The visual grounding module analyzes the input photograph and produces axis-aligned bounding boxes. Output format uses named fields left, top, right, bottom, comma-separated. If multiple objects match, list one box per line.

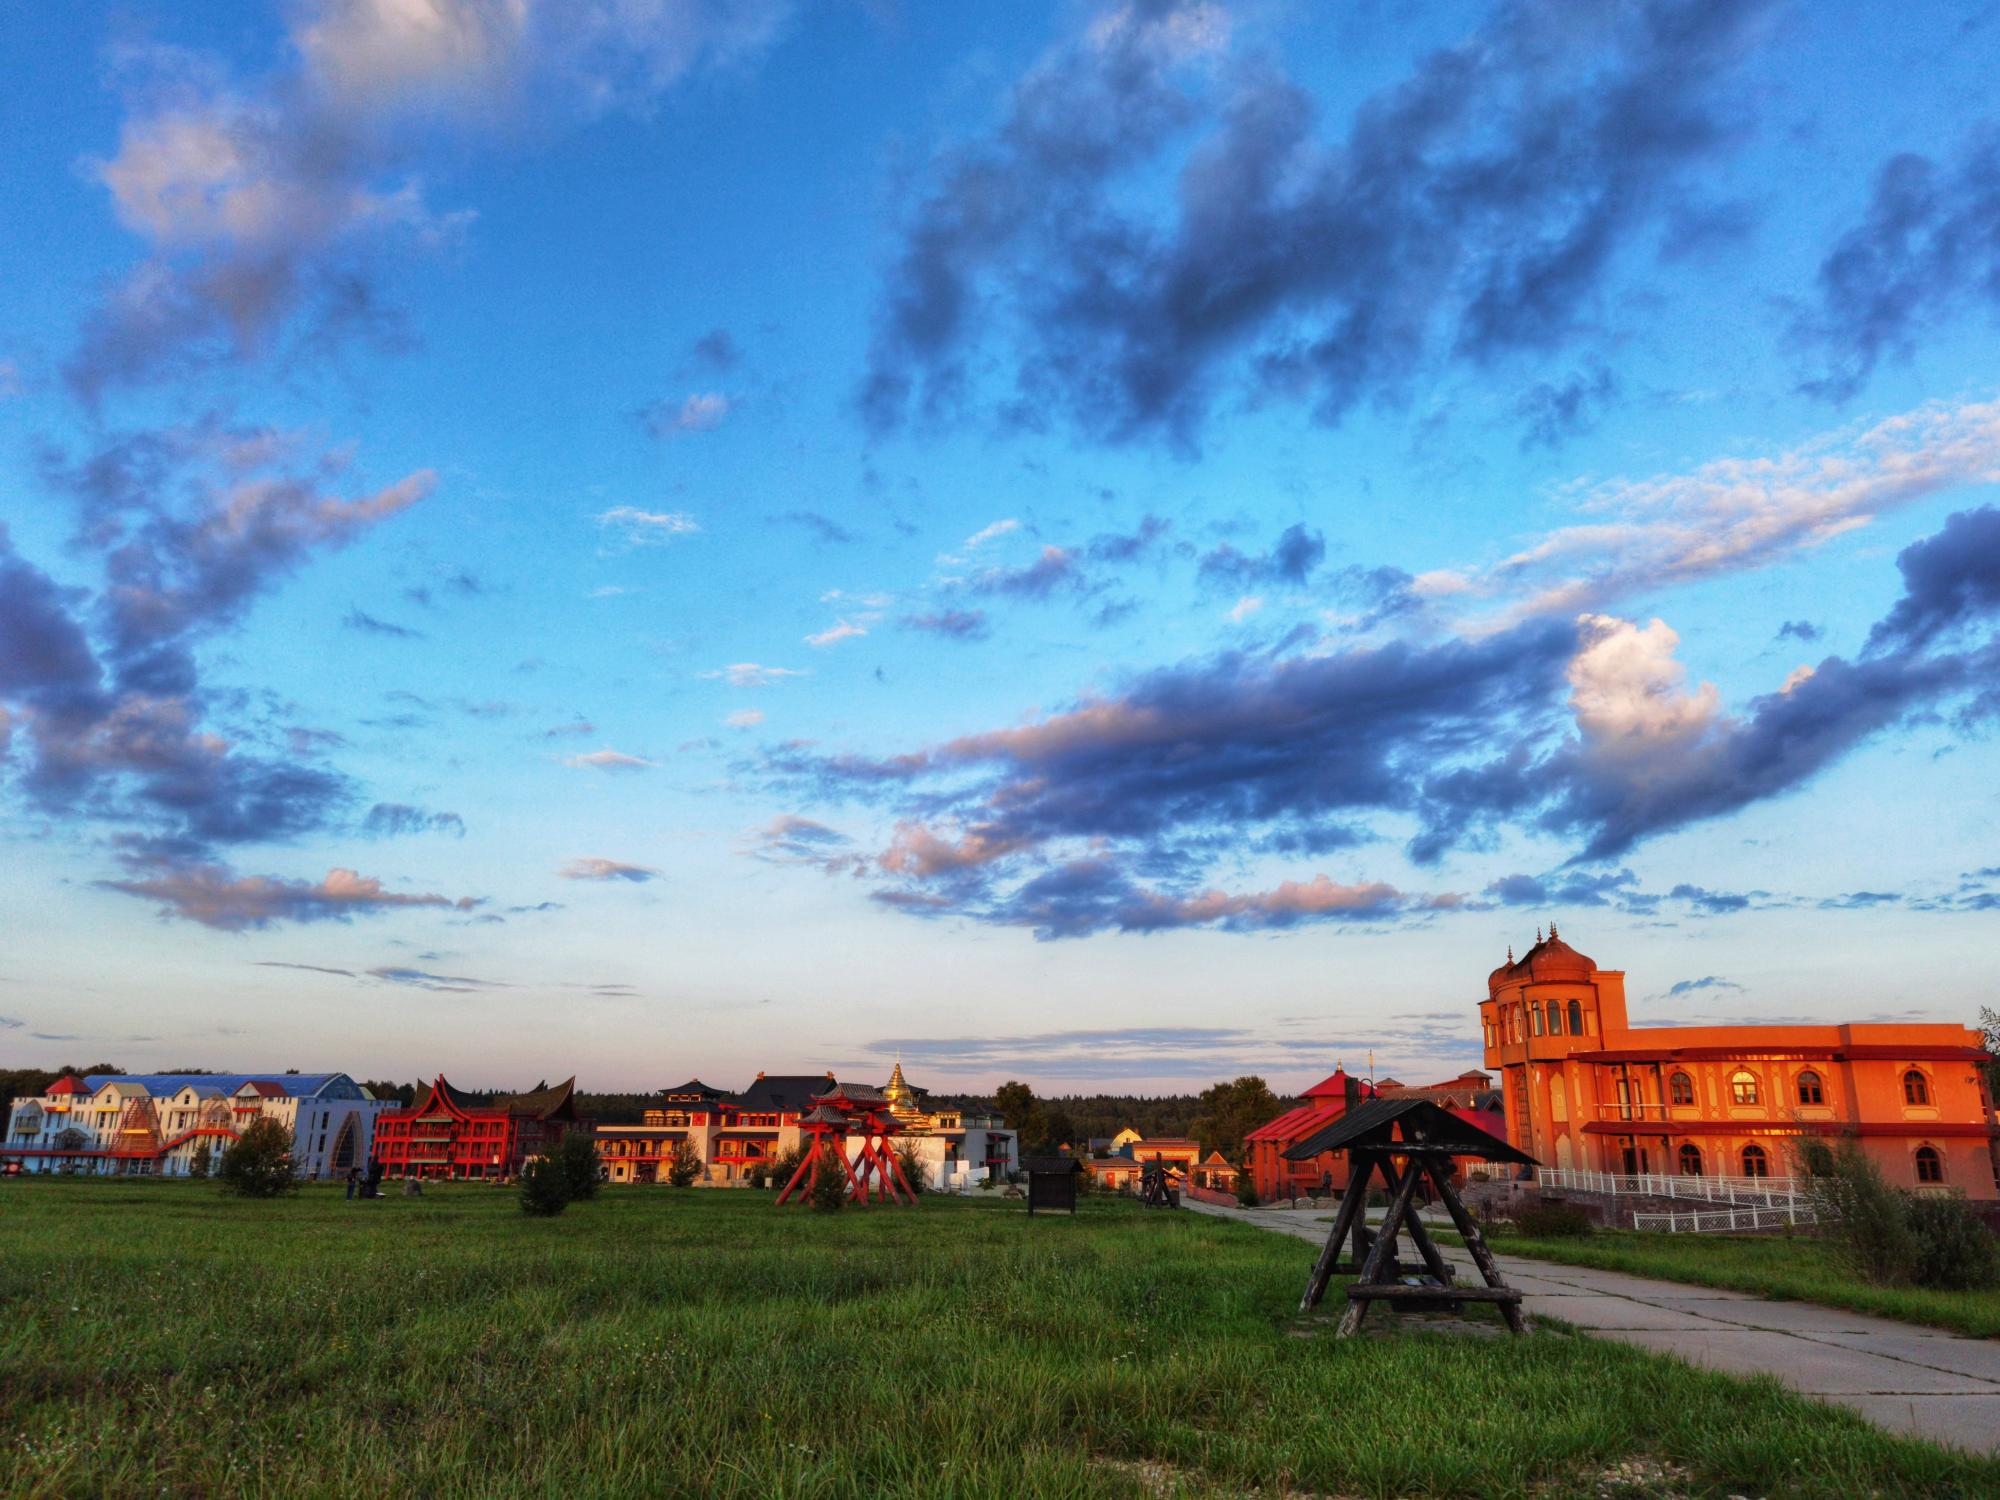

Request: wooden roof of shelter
left=1282, top=1096, right=1535, bottom=1165
left=798, top=1104, right=850, bottom=1127
left=1023, top=1155, right=1083, bottom=1174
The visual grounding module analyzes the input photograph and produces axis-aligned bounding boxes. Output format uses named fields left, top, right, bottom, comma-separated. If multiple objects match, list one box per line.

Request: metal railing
left=1630, top=1204, right=1823, bottom=1234
left=1536, top=1166, right=1808, bottom=1208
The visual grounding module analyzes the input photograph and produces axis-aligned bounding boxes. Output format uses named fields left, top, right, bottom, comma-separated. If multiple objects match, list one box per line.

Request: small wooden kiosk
left=1023, top=1155, right=1082, bottom=1215
left=1283, top=1096, right=1534, bottom=1336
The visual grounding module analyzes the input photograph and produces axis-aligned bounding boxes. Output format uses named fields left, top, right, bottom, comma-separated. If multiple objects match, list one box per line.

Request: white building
left=1, top=1072, right=392, bottom=1180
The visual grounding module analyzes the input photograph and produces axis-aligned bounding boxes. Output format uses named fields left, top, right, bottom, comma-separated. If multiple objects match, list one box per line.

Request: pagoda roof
left=816, top=1082, right=889, bottom=1106
left=496, top=1077, right=578, bottom=1119
left=734, top=1074, right=838, bottom=1113
left=798, top=1104, right=850, bottom=1126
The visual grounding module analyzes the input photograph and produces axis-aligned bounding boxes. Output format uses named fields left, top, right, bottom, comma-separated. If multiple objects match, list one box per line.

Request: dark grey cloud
left=1664, top=975, right=1742, bottom=997
left=1866, top=505, right=2000, bottom=654
left=861, top=0, right=1777, bottom=449
left=773, top=501, right=2000, bottom=936
left=366, top=965, right=501, bottom=993
left=900, top=608, right=988, bottom=640
left=691, top=327, right=740, bottom=371
left=100, top=849, right=478, bottom=930
left=771, top=511, right=856, bottom=544
left=1086, top=514, right=1171, bottom=563
left=1516, top=365, right=1619, bottom=449
left=0, top=423, right=433, bottom=856
left=1197, top=523, right=1324, bottom=589
left=1777, top=619, right=1822, bottom=643
left=966, top=546, right=1084, bottom=600
left=1797, top=127, right=2000, bottom=401
left=344, top=607, right=425, bottom=639
left=362, top=802, right=466, bottom=838
left=254, top=960, right=358, bottom=977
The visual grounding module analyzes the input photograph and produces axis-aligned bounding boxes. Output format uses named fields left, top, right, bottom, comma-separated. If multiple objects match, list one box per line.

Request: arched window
left=1730, top=1071, right=1761, bottom=1106
left=1549, top=1075, right=1568, bottom=1123
left=1741, top=1143, right=1769, bottom=1178
left=1532, top=1005, right=1544, bottom=1036
left=1903, top=1069, right=1930, bottom=1106
left=1669, top=1071, right=1695, bottom=1106
left=1568, top=1000, right=1584, bottom=1035
left=1796, top=1070, right=1825, bottom=1107
left=1915, top=1146, right=1944, bottom=1184
left=1678, top=1143, right=1703, bottom=1176
left=1547, top=1001, right=1563, bottom=1035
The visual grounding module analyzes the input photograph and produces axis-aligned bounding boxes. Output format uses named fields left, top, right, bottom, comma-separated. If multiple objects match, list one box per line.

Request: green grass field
left=1490, top=1228, right=2000, bottom=1340
left=4, top=1181, right=1998, bottom=1499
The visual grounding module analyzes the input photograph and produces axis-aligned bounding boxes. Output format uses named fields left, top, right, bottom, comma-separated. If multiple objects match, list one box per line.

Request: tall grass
left=1493, top=1227, right=2000, bottom=1339
left=3, top=1180, right=1995, bottom=1498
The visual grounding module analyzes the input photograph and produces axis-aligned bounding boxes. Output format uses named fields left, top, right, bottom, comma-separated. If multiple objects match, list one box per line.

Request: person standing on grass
left=345, top=1165, right=359, bottom=1201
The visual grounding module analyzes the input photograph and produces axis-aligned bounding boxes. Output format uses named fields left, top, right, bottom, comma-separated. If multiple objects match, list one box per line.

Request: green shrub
left=518, top=1153, right=572, bottom=1216
left=217, top=1118, right=299, bottom=1198
left=808, top=1148, right=848, bottom=1213
left=666, top=1139, right=702, bottom=1188
left=1234, top=1174, right=1258, bottom=1207
left=553, top=1133, right=601, bottom=1202
left=1800, top=1138, right=1918, bottom=1285
left=1517, top=1200, right=1594, bottom=1237
left=187, top=1141, right=212, bottom=1181
left=895, top=1142, right=926, bottom=1196
left=1906, top=1194, right=2000, bottom=1291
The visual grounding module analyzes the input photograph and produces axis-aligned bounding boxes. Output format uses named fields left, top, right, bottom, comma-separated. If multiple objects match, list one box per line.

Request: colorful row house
left=0, top=1072, right=389, bottom=1178
left=1482, top=928, right=2000, bottom=1196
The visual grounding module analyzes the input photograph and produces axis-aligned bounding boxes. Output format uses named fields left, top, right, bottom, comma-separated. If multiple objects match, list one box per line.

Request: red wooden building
left=1245, top=1068, right=1371, bottom=1202
left=371, top=1076, right=586, bottom=1180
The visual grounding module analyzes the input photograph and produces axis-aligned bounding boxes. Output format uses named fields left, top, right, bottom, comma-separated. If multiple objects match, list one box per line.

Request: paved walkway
left=1185, top=1199, right=2000, bottom=1454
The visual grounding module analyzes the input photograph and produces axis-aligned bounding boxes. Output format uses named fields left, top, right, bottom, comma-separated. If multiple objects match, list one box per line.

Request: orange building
left=1244, top=1069, right=1370, bottom=1201
left=1480, top=928, right=2000, bottom=1197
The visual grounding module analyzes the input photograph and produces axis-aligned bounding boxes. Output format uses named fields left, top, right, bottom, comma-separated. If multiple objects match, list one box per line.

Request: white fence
left=1536, top=1166, right=1809, bottom=1209
left=1630, top=1204, right=1823, bottom=1234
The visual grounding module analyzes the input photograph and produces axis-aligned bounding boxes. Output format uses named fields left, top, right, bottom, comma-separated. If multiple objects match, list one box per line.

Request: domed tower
left=1479, top=925, right=1628, bottom=1169
left=883, top=1058, right=925, bottom=1126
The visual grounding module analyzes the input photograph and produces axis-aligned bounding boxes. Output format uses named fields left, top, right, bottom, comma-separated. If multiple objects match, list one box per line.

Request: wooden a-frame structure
left=773, top=1083, right=918, bottom=1207
left=1283, top=1096, right=1535, bottom=1336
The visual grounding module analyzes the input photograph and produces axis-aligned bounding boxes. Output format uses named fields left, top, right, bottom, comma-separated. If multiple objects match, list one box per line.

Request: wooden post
left=1300, top=1152, right=1374, bottom=1312
left=1335, top=1154, right=1422, bottom=1337
left=1424, top=1155, right=1525, bottom=1334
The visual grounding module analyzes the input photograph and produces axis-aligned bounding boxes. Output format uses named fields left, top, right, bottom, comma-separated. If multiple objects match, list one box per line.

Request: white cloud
left=725, top=709, right=765, bottom=728
left=1460, top=396, right=2000, bottom=623
left=647, top=391, right=731, bottom=436
left=596, top=506, right=699, bottom=545
left=1568, top=614, right=1720, bottom=753
left=558, top=857, right=660, bottom=882
left=805, top=619, right=868, bottom=648
left=563, top=747, right=654, bottom=771
left=703, top=663, right=805, bottom=687
left=964, top=518, right=1022, bottom=549
left=1227, top=595, right=1263, bottom=623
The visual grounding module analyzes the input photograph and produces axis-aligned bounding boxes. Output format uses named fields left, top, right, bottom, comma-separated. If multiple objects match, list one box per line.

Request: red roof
left=1244, top=1102, right=1342, bottom=1144
left=1300, top=1070, right=1349, bottom=1101
left=46, top=1076, right=89, bottom=1095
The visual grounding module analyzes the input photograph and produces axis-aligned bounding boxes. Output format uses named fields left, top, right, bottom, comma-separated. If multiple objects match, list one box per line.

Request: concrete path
left=1184, top=1199, right=2000, bottom=1455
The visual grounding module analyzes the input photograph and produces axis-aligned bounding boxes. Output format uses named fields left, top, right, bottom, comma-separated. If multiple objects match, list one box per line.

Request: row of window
left=1672, top=1067, right=1932, bottom=1109
left=1677, top=1141, right=1945, bottom=1183
left=1485, top=999, right=1588, bottom=1046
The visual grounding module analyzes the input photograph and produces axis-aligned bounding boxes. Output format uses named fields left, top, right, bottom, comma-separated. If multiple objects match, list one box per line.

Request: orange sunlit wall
left=1480, top=929, right=2000, bottom=1197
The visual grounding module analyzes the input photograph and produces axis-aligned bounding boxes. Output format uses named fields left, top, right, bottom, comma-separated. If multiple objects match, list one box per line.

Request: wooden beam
left=1299, top=1152, right=1373, bottom=1313
left=1343, top=1284, right=1521, bottom=1304
left=1335, top=1156, right=1422, bottom=1338
left=1422, top=1155, right=1526, bottom=1335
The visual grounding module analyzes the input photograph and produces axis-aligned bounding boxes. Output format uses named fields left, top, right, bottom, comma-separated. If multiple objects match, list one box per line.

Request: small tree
left=1798, top=1136, right=1918, bottom=1284
left=555, top=1132, right=601, bottom=1202
left=188, top=1141, right=213, bottom=1180
left=895, top=1141, right=926, bottom=1196
left=809, top=1148, right=848, bottom=1212
left=218, top=1118, right=299, bottom=1198
left=1234, top=1170, right=1258, bottom=1208
left=1906, top=1194, right=2000, bottom=1291
left=519, top=1152, right=572, bottom=1216
left=769, top=1143, right=804, bottom=1191
left=666, top=1139, right=702, bottom=1187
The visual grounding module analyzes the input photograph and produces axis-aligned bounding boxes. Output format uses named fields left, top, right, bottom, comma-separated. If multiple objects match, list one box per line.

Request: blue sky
left=3, top=1, right=1999, bottom=1096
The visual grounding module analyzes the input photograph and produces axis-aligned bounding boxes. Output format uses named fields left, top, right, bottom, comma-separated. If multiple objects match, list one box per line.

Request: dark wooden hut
left=1283, top=1096, right=1536, bottom=1335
